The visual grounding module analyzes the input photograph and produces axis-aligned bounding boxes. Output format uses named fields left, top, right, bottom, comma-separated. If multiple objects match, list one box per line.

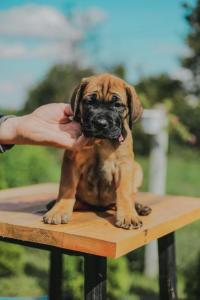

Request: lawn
left=138, top=147, right=200, bottom=197
left=0, top=147, right=199, bottom=299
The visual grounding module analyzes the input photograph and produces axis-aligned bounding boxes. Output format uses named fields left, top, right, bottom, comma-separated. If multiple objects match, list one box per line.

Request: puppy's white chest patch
left=101, top=159, right=119, bottom=185
left=86, top=158, right=118, bottom=186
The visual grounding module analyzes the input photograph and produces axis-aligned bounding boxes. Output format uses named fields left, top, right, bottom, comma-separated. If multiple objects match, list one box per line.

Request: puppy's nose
left=94, top=119, right=108, bottom=129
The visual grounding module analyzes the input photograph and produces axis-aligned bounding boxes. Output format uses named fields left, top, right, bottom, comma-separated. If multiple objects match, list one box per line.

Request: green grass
left=137, top=147, right=200, bottom=196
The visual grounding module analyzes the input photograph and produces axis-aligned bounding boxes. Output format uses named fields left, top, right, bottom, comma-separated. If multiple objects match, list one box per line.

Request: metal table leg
left=49, top=249, right=63, bottom=300
left=84, top=254, right=107, bottom=300
left=158, top=232, right=178, bottom=300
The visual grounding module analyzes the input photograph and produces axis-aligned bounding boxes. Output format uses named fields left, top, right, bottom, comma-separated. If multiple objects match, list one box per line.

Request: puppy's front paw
left=43, top=199, right=74, bottom=225
left=43, top=209, right=71, bottom=225
left=115, top=214, right=143, bottom=230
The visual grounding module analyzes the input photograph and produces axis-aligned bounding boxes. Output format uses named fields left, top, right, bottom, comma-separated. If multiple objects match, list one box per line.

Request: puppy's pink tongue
left=118, top=134, right=124, bottom=143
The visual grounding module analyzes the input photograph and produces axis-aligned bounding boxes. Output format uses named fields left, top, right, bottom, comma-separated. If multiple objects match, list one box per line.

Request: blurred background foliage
left=0, top=0, right=200, bottom=299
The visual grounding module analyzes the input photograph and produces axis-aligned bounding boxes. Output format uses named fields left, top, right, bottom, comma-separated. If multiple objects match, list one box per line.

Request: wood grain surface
left=0, top=183, right=199, bottom=258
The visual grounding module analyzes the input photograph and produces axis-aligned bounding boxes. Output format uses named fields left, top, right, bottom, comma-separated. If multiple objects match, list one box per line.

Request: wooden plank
left=0, top=183, right=199, bottom=258
left=0, top=183, right=58, bottom=202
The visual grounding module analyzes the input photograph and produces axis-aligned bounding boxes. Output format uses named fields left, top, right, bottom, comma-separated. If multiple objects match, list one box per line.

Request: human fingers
left=64, top=103, right=74, bottom=117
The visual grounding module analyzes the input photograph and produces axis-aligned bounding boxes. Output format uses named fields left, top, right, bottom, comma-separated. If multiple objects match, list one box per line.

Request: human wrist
left=0, top=116, right=22, bottom=144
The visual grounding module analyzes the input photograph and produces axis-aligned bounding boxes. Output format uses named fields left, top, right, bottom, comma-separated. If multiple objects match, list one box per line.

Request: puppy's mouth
left=82, top=126, right=125, bottom=143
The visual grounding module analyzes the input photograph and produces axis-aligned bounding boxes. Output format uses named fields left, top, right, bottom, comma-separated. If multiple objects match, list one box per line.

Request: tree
left=135, top=73, right=186, bottom=106
left=182, top=1, right=200, bottom=95
left=23, top=64, right=94, bottom=113
left=108, top=64, right=126, bottom=79
left=134, top=73, right=197, bottom=147
left=23, top=63, right=127, bottom=114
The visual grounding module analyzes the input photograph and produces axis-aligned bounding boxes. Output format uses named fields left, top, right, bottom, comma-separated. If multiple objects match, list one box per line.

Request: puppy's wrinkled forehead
left=83, top=74, right=127, bottom=101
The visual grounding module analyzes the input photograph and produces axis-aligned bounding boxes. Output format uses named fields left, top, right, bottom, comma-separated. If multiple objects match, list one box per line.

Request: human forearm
left=0, top=114, right=53, bottom=146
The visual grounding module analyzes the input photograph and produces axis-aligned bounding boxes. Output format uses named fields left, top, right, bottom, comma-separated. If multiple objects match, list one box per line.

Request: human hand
left=0, top=103, right=87, bottom=149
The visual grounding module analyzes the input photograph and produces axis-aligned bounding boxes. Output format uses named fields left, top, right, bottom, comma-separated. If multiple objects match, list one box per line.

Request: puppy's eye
left=113, top=102, right=126, bottom=112
left=84, top=94, right=97, bottom=105
left=90, top=93, right=97, bottom=101
left=114, top=102, right=123, bottom=108
left=112, top=95, right=120, bottom=101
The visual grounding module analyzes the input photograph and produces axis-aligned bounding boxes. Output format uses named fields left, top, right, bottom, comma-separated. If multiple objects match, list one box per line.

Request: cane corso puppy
left=43, top=73, right=151, bottom=229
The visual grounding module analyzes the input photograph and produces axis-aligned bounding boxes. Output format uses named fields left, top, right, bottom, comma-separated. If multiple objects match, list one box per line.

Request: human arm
left=0, top=103, right=86, bottom=151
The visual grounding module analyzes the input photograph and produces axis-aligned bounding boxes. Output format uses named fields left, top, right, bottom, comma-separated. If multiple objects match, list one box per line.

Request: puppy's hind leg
left=46, top=199, right=56, bottom=211
left=135, top=202, right=152, bottom=216
left=133, top=161, right=152, bottom=216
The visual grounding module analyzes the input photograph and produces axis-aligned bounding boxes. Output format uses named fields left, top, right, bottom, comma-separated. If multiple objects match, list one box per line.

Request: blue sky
left=0, top=0, right=196, bottom=109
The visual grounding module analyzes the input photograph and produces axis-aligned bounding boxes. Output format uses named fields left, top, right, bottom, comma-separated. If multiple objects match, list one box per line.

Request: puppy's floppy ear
left=70, top=79, right=88, bottom=121
left=126, top=84, right=143, bottom=129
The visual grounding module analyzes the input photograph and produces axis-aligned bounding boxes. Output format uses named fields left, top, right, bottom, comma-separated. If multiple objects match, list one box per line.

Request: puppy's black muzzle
left=82, top=103, right=124, bottom=141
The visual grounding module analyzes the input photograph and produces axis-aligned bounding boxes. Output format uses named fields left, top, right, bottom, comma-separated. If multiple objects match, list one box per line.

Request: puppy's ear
left=126, top=84, right=143, bottom=129
left=70, top=79, right=88, bottom=121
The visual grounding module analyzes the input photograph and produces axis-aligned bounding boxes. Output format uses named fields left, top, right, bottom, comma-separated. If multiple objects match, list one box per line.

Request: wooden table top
left=0, top=183, right=199, bottom=258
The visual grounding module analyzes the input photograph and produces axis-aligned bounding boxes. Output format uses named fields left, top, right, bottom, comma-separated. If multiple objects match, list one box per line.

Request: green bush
left=0, top=243, right=25, bottom=276
left=184, top=252, right=200, bottom=300
left=108, top=258, right=132, bottom=300
left=127, top=247, right=145, bottom=273
left=63, top=256, right=84, bottom=300
left=0, top=145, right=60, bottom=189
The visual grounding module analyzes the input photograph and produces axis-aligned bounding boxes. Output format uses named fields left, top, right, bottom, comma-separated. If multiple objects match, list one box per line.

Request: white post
left=141, top=107, right=168, bottom=278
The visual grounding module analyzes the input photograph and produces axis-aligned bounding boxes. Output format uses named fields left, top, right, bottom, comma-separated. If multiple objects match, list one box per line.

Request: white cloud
left=74, top=7, right=107, bottom=29
left=0, top=4, right=105, bottom=62
left=156, top=43, right=191, bottom=57
left=0, top=4, right=81, bottom=41
left=0, top=74, right=36, bottom=109
left=0, top=43, right=27, bottom=59
left=0, top=4, right=106, bottom=109
left=0, top=81, right=16, bottom=93
left=0, top=42, right=84, bottom=62
left=0, top=4, right=84, bottom=62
